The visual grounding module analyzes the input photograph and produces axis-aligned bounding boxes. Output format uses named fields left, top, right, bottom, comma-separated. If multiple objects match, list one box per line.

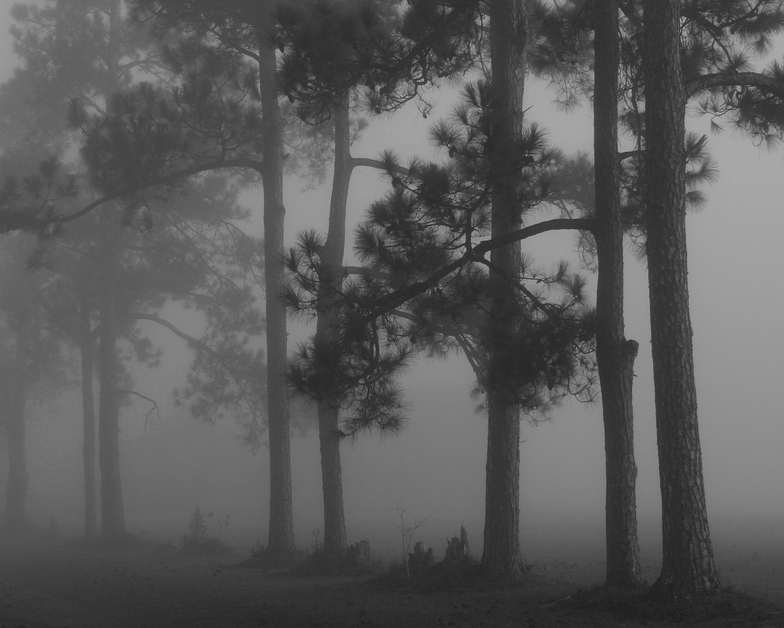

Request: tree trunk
left=257, top=12, right=295, bottom=558
left=4, top=333, right=28, bottom=535
left=593, top=0, right=642, bottom=588
left=642, top=0, right=720, bottom=599
left=482, top=391, right=521, bottom=574
left=481, top=0, right=527, bottom=576
left=98, top=227, right=126, bottom=547
left=80, top=303, right=97, bottom=539
left=316, top=97, right=352, bottom=565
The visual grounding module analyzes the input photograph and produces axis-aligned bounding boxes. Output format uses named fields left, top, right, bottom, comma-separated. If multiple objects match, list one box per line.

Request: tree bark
left=257, top=11, right=295, bottom=558
left=80, top=303, right=97, bottom=539
left=316, top=96, right=352, bottom=565
left=98, top=224, right=126, bottom=547
left=481, top=0, right=527, bottom=576
left=642, top=0, right=720, bottom=599
left=593, top=0, right=642, bottom=588
left=4, top=334, right=28, bottom=535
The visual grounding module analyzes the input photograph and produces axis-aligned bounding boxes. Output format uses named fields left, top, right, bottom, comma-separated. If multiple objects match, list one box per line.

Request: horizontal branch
left=471, top=217, right=595, bottom=256
left=127, top=312, right=205, bottom=350
left=686, top=71, right=784, bottom=100
left=54, top=157, right=264, bottom=223
left=343, top=265, right=394, bottom=281
left=351, top=157, right=411, bottom=177
left=116, top=389, right=159, bottom=407
left=618, top=149, right=643, bottom=161
left=367, top=217, right=594, bottom=319
left=128, top=312, right=259, bottom=387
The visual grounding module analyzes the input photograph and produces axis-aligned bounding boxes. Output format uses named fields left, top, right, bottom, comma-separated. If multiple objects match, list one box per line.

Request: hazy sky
left=0, top=4, right=782, bottom=562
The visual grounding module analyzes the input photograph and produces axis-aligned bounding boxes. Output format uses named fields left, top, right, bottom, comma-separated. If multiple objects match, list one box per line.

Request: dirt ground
left=1, top=538, right=783, bottom=628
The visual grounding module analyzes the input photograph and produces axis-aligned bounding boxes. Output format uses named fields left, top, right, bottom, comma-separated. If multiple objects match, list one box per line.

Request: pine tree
left=276, top=0, right=426, bottom=566
left=7, top=0, right=160, bottom=546
left=3, top=0, right=269, bottom=544
left=526, top=0, right=784, bottom=591
left=126, top=0, right=298, bottom=557
left=286, top=2, right=599, bottom=576
left=639, top=0, right=784, bottom=599
left=0, top=235, right=38, bottom=535
left=593, top=0, right=642, bottom=588
left=0, top=233, right=72, bottom=534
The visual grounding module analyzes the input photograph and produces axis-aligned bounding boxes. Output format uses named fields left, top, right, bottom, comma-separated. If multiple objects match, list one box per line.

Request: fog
left=1, top=4, right=783, bottom=578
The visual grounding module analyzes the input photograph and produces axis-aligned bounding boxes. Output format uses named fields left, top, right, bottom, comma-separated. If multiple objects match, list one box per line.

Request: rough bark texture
left=593, top=0, right=642, bottom=588
left=4, top=335, right=28, bottom=534
left=98, top=227, right=126, bottom=547
left=642, top=0, right=720, bottom=599
left=316, top=98, right=352, bottom=565
left=80, top=304, right=97, bottom=539
left=258, top=13, right=295, bottom=557
left=481, top=0, right=527, bottom=576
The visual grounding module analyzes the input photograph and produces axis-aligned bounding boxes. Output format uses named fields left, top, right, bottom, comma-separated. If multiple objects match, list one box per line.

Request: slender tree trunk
left=4, top=333, right=28, bottom=535
left=98, top=227, right=126, bottom=547
left=80, top=304, right=97, bottom=539
left=316, top=96, right=352, bottom=565
left=593, top=0, right=642, bottom=588
left=481, top=0, right=527, bottom=576
left=257, top=12, right=295, bottom=558
left=642, top=0, right=720, bottom=599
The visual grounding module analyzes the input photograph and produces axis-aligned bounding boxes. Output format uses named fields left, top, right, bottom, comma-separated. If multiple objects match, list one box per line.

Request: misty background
left=0, top=3, right=782, bottom=569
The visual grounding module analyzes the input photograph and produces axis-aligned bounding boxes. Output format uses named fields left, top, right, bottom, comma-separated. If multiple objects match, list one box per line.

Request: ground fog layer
left=1, top=535, right=783, bottom=628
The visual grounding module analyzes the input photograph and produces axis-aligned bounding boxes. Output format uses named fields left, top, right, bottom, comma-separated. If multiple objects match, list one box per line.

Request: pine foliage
left=286, top=82, right=598, bottom=427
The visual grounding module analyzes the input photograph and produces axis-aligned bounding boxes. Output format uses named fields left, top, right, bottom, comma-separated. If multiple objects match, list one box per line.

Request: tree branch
left=351, top=157, right=411, bottom=177
left=343, top=265, right=393, bottom=280
left=686, top=71, right=784, bottom=100
left=52, top=158, right=264, bottom=224
left=127, top=312, right=259, bottom=387
left=366, top=217, right=594, bottom=319
left=116, top=389, right=160, bottom=427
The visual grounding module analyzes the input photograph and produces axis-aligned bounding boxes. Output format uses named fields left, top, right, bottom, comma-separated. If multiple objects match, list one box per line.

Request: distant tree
left=4, top=0, right=160, bottom=545
left=0, top=233, right=71, bottom=534
left=0, top=236, right=38, bottom=535
left=127, top=0, right=299, bottom=557
left=2, top=0, right=269, bottom=545
left=31, top=222, right=103, bottom=538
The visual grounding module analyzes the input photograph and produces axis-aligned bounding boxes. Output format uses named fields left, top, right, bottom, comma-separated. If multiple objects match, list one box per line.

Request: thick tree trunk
left=316, top=97, right=352, bottom=565
left=481, top=0, right=527, bottom=576
left=80, top=304, right=97, bottom=539
left=481, top=390, right=521, bottom=573
left=642, top=0, right=720, bottom=599
left=593, top=0, right=642, bottom=588
left=258, top=14, right=295, bottom=558
left=4, top=334, right=28, bottom=535
left=98, top=229, right=126, bottom=547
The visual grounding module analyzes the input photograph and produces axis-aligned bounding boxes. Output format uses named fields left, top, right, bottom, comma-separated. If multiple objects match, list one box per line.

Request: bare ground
left=1, top=538, right=783, bottom=628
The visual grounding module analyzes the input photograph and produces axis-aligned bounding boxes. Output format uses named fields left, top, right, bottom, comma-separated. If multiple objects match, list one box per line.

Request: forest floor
left=1, top=536, right=783, bottom=628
